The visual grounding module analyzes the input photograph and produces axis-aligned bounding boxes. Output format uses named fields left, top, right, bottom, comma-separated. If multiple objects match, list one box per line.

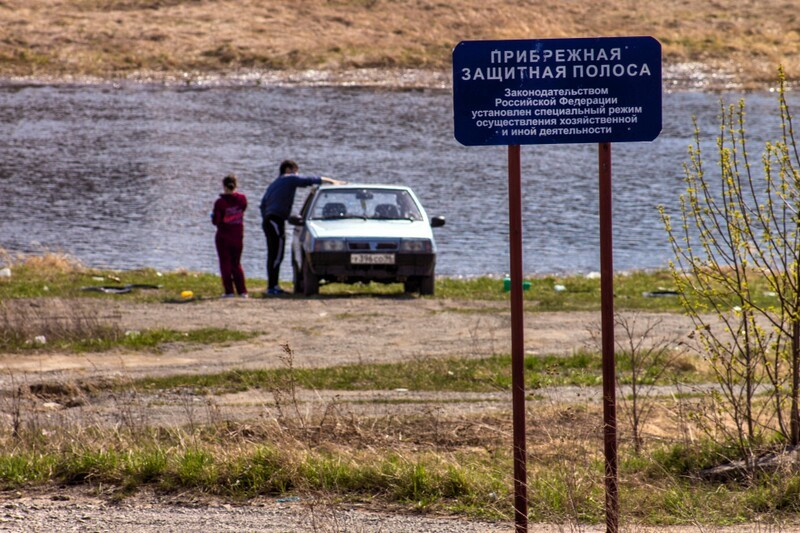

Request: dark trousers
left=263, top=215, right=285, bottom=290
left=215, top=232, right=246, bottom=295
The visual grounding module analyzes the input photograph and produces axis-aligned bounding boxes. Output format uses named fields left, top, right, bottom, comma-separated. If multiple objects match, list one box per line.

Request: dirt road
left=0, top=296, right=696, bottom=388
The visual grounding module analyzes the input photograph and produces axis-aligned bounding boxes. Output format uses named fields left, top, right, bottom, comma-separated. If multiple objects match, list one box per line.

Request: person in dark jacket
left=260, top=160, right=343, bottom=295
left=212, top=174, right=248, bottom=298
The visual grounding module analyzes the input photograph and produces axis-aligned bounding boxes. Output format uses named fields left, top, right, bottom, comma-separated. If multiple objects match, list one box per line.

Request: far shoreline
left=0, top=64, right=787, bottom=93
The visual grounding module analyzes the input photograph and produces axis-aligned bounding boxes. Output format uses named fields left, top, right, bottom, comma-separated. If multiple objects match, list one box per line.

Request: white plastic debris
left=586, top=271, right=601, bottom=279
left=33, top=335, right=47, bottom=345
left=553, top=284, right=567, bottom=292
left=0, top=267, right=11, bottom=278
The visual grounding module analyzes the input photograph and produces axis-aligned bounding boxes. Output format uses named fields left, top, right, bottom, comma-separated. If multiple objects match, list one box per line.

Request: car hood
left=306, top=219, right=435, bottom=240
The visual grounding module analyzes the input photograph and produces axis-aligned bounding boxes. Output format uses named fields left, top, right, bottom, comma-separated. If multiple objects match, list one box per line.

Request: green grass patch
left=2, top=326, right=257, bottom=354
left=0, top=444, right=509, bottom=518
left=113, top=328, right=257, bottom=352
left=644, top=440, right=747, bottom=478
left=317, top=271, right=687, bottom=311
left=2, top=435, right=800, bottom=525
left=0, top=253, right=784, bottom=314
left=0, top=264, right=233, bottom=302
left=315, top=269, right=785, bottom=312
left=0, top=443, right=567, bottom=519
left=0, top=454, right=56, bottom=489
left=132, top=351, right=706, bottom=394
left=1, top=255, right=783, bottom=315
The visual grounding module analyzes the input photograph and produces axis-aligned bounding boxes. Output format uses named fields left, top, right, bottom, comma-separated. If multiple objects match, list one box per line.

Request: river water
left=0, top=82, right=792, bottom=279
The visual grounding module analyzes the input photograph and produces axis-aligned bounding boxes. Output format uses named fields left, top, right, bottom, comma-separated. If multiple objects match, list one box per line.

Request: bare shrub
left=466, top=317, right=499, bottom=358
left=614, top=314, right=685, bottom=454
left=270, top=343, right=307, bottom=433
left=108, top=379, right=148, bottom=435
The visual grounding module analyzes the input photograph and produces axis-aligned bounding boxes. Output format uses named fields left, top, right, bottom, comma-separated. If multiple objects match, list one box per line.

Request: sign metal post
left=507, top=144, right=528, bottom=531
left=598, top=141, right=618, bottom=532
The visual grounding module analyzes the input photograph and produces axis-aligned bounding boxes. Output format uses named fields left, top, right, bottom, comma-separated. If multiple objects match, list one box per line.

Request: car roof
left=318, top=183, right=414, bottom=192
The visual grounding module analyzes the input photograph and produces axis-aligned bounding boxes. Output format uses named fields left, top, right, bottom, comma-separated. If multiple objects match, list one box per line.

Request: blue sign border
left=453, top=36, right=662, bottom=146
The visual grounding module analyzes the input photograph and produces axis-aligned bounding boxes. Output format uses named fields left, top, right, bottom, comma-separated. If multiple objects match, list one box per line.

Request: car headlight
left=400, top=239, right=432, bottom=252
left=313, top=239, right=347, bottom=252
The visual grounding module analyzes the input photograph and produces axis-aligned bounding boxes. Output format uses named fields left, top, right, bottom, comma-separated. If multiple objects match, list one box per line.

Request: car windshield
left=309, top=188, right=423, bottom=221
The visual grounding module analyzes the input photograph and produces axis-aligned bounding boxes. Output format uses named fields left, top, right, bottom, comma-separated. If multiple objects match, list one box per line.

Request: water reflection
left=0, top=83, right=793, bottom=278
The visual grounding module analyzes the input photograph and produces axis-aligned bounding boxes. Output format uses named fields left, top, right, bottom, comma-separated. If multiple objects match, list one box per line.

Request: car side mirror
left=288, top=214, right=305, bottom=226
left=430, top=216, right=446, bottom=228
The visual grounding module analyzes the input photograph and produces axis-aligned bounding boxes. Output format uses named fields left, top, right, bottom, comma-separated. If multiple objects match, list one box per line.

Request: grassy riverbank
left=2, top=0, right=799, bottom=89
left=0, top=249, right=783, bottom=313
left=0, top=250, right=691, bottom=311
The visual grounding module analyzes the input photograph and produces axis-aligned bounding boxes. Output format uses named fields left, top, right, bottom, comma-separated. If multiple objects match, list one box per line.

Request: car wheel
left=292, top=259, right=304, bottom=294
left=303, top=259, right=319, bottom=296
left=419, top=273, right=435, bottom=296
left=403, top=278, right=420, bottom=294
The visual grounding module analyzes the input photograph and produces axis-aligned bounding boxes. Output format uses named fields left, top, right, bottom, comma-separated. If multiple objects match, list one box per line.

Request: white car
left=288, top=184, right=445, bottom=296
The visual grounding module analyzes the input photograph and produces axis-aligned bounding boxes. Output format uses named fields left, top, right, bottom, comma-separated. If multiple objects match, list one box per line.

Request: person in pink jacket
left=211, top=175, right=248, bottom=298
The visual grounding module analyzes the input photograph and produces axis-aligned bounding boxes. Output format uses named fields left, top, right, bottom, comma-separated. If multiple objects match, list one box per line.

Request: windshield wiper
left=316, top=214, right=367, bottom=220
left=372, top=215, right=417, bottom=221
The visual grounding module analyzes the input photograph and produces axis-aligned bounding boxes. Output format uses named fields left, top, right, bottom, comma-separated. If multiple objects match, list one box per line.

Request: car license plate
left=351, top=253, right=395, bottom=265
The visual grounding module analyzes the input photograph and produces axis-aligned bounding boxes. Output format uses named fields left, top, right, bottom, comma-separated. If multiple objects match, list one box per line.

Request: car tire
left=419, top=273, right=435, bottom=296
left=292, top=259, right=304, bottom=294
left=403, top=278, right=420, bottom=294
left=303, top=259, right=319, bottom=296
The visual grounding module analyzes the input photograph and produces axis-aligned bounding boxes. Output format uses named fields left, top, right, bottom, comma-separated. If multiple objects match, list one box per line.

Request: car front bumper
left=306, top=251, right=436, bottom=281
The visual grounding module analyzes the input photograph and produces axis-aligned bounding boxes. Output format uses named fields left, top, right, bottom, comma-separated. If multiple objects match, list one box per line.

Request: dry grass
left=0, top=248, right=83, bottom=275
left=0, top=0, right=799, bottom=87
left=0, top=298, right=120, bottom=351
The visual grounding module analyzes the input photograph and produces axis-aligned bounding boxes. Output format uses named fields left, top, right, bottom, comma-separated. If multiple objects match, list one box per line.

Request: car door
left=291, top=188, right=317, bottom=270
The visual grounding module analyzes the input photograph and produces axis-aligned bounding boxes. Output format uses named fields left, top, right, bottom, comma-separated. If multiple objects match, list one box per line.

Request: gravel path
left=3, top=492, right=799, bottom=532
left=0, top=491, right=511, bottom=532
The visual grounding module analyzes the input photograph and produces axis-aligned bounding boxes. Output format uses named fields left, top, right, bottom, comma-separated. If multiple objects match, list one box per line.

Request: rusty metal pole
left=508, top=144, right=528, bottom=532
left=599, top=142, right=618, bottom=533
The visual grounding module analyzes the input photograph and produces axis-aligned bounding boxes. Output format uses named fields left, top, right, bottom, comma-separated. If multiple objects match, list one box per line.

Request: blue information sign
left=453, top=36, right=662, bottom=146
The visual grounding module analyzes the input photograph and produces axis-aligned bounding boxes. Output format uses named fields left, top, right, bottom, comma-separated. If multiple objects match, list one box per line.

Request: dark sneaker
left=267, top=287, right=286, bottom=295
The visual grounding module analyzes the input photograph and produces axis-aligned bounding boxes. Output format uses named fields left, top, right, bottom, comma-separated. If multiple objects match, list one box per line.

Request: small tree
left=659, top=67, right=800, bottom=451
